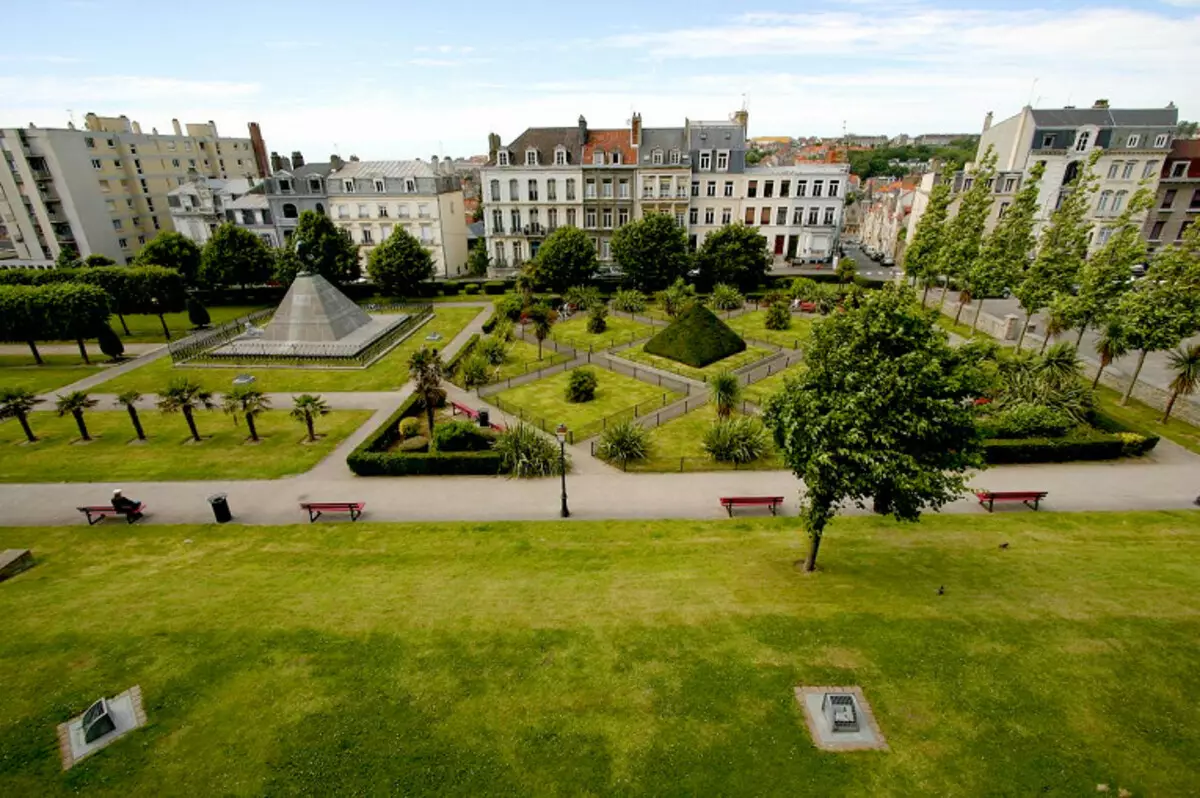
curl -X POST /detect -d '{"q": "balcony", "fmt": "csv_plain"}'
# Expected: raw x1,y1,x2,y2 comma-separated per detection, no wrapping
522,224,545,236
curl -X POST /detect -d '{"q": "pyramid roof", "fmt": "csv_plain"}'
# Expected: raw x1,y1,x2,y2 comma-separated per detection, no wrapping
262,272,373,342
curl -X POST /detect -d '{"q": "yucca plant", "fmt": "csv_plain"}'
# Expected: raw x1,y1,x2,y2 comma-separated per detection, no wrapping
494,424,567,478
223,386,272,442
156,378,215,442
709,371,742,418
291,394,330,442
702,417,770,464
595,420,649,471
709,283,744,311
1092,321,1128,389
0,387,42,443
55,390,99,441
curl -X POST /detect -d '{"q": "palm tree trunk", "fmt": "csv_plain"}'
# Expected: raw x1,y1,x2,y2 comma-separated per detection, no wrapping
922,282,930,305
972,298,985,331
1076,324,1087,348
1121,349,1148,406
183,406,201,441
76,338,90,364
127,405,146,439
16,412,36,443
953,293,968,325
1091,360,1108,390
246,413,259,442
537,337,544,358
1039,330,1051,355
117,313,131,335
937,281,949,309
73,409,90,441
158,313,171,341
26,340,43,365
305,415,315,442
1016,313,1031,349
1162,390,1179,424
425,403,435,438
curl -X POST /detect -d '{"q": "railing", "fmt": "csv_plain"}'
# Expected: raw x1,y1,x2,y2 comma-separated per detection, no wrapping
491,391,680,445
550,328,654,353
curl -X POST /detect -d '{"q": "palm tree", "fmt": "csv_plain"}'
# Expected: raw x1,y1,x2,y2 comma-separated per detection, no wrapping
55,390,99,441
1040,306,1072,355
0,387,41,443
515,268,537,301
1162,343,1200,424
408,347,445,435
1092,321,1128,389
1039,342,1083,391
223,386,271,442
527,305,554,359
156,378,215,442
290,394,330,442
710,371,742,419
116,390,146,440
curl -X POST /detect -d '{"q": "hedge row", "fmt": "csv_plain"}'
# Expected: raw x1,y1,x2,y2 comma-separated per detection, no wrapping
0,282,112,344
981,409,1159,464
0,266,186,314
444,333,480,384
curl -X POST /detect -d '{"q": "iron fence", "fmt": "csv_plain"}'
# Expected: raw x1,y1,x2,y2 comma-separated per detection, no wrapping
490,390,680,444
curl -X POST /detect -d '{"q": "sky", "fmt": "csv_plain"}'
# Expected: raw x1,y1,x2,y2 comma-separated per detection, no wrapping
2,0,1199,162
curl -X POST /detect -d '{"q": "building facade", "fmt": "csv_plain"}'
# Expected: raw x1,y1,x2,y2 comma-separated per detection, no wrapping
262,160,333,243
325,160,468,278
225,192,278,247
1144,139,1200,253
0,113,263,263
166,175,258,245
861,184,915,262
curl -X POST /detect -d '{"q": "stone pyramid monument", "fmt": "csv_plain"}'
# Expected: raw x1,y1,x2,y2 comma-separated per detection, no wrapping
263,271,373,342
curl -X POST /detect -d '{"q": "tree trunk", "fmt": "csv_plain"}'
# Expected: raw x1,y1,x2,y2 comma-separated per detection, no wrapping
76,338,90,364
1091,361,1107,390
127,405,145,440
1076,324,1087,348
1016,313,1031,349
538,337,544,358
804,530,823,573
305,415,315,442
1121,350,1148,406
16,412,36,443
953,292,968,325
26,340,43,365
425,402,435,438
1162,390,1179,424
158,313,172,341
117,312,131,336
972,298,985,331
72,409,90,441
246,413,259,442
872,486,893,515
183,406,201,441
922,282,930,305
1039,330,1051,355
937,281,949,309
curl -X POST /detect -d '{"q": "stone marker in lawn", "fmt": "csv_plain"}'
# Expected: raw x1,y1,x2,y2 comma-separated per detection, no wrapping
57,686,147,770
795,685,889,751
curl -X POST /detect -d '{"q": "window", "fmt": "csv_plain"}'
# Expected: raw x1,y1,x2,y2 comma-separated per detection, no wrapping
378,204,389,218
112,219,122,230
1122,161,1136,179
602,209,613,228
1150,220,1165,240
283,203,298,219
498,151,510,166
314,203,324,216
593,151,604,165
793,207,803,225
309,178,322,192
357,204,368,218
812,180,824,197
1126,134,1141,148
1041,133,1056,148
697,207,710,225
744,207,755,224
343,180,355,192
490,179,500,201
567,208,577,226
373,179,385,192
554,147,567,166
398,205,410,218
602,179,613,198
615,207,629,227
146,199,155,212
509,179,519,201
547,208,558,229
585,179,597,199
513,241,523,262
417,204,430,218
511,209,521,230
1112,190,1128,212
618,179,629,199
528,179,539,201
491,208,503,233
779,180,790,198
796,180,807,197
823,207,835,225
91,158,101,169
670,149,681,165
219,159,225,170
1169,161,1189,178
689,208,699,225
763,181,775,199
747,180,757,198
699,151,711,170
1097,191,1112,212
808,208,819,225
129,144,137,155
1161,189,1177,209
828,181,840,198
529,209,539,230
525,148,538,166
134,159,142,174
545,179,557,201
1142,161,1158,179
706,181,716,197
776,207,787,226
652,149,663,165
138,235,146,245
1155,133,1169,148
566,179,576,200
1003,177,1017,193
1191,189,1200,210
337,205,349,219
1097,228,1112,245
420,226,432,243
1107,161,1121,180
585,209,597,228
691,181,699,197
1075,130,1091,151
118,238,127,249
1179,220,1193,241
405,178,416,192
85,136,95,148
107,138,114,148
380,224,392,239
601,239,611,259
716,151,728,170
760,207,771,225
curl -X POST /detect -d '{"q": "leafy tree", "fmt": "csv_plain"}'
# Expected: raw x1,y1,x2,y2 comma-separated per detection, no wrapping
515,268,537,300
83,254,116,267
611,212,692,291
292,210,360,285
55,245,80,270
200,223,274,289
765,301,791,330
527,304,555,358
97,324,124,361
408,347,446,436
658,277,697,318
764,287,985,572
272,247,303,285
1091,320,1128,389
458,353,492,391
367,227,434,297
566,368,598,402
595,420,649,470
1014,150,1101,348
938,146,997,318
156,378,215,442
1177,120,1198,139
694,223,770,291
710,371,742,418
187,297,211,328
531,226,597,292
290,394,329,442
223,386,271,442
835,256,857,284
51,282,111,364
745,148,765,166
0,388,41,443
466,239,491,277
116,390,146,440
134,231,202,285
903,180,952,302
1163,343,1200,424
970,162,1044,330
55,390,99,442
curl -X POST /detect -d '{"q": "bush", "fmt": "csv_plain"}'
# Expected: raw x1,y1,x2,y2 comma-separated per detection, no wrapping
478,336,508,366
643,303,746,368
764,302,792,331
186,297,211,327
398,417,421,439
587,305,608,334
595,420,649,468
459,353,492,390
854,275,887,289
396,435,429,452
709,283,744,311
496,294,524,321
566,368,598,402
657,278,698,318
788,277,818,301
433,419,496,452
702,417,770,463
97,325,125,360
492,317,515,343
494,424,568,477
762,289,787,306
484,281,508,295
982,404,1074,439
611,288,647,313
441,282,461,296
565,285,602,310
464,283,481,294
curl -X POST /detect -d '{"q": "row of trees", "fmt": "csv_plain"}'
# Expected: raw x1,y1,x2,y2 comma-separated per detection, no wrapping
0,283,112,363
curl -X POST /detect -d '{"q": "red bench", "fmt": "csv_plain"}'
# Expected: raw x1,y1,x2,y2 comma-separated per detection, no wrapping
975,490,1048,512
78,503,145,525
450,400,506,432
798,301,817,313
300,502,365,522
720,496,785,517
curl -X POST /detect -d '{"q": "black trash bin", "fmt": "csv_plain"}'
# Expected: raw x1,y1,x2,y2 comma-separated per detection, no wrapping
477,409,490,428
208,493,232,523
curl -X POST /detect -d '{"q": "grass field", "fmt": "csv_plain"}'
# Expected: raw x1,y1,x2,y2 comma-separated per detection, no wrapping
620,343,773,382
621,404,783,472
493,367,681,437
0,409,372,481
0,354,114,394
550,314,654,351
2,512,1199,795
745,363,807,406
1095,384,1200,455
78,306,269,344
725,310,813,349
93,307,481,395
493,339,571,382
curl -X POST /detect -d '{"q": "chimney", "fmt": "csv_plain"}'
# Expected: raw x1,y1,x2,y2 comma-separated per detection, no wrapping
631,112,642,148
1092,99,1110,110
84,112,99,131
733,109,749,132
247,122,269,177
487,132,500,163
208,119,218,137
132,121,142,135
270,151,284,173
330,154,344,171
578,115,588,145
172,118,182,136
291,150,305,168
432,155,439,168
983,111,994,132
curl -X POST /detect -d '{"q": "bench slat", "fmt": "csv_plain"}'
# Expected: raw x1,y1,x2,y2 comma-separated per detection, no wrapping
975,490,1047,513
719,496,784,517
300,502,365,522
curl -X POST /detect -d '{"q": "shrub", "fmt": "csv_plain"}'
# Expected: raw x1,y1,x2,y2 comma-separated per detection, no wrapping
595,420,649,468
433,419,496,452
788,278,818,301
643,303,746,368
459,353,492,390
496,294,524,321
441,282,461,296
657,277,698,318
1117,432,1148,456
611,288,647,313
464,283,481,294
983,403,1074,439
587,304,608,334
484,281,507,295
565,285,602,310
396,435,429,452
478,336,509,366
494,424,568,477
566,368,598,402
702,417,770,463
492,317,515,343
764,302,792,331
709,283,744,311
186,297,211,327
97,325,125,360
398,417,421,439
762,289,787,306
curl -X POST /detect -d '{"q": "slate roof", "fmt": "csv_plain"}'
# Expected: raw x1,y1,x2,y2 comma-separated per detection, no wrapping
583,129,637,165
641,127,687,157
327,160,438,180
226,192,269,210
276,162,333,179
1030,107,1178,128
499,127,585,166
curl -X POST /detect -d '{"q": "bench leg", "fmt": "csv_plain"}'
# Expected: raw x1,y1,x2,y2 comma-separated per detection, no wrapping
724,503,733,517
85,511,101,525
1023,498,1041,511
770,502,778,516
350,507,360,521
308,509,320,523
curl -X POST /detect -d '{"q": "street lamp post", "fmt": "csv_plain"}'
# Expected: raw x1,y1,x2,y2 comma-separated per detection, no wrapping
556,423,570,518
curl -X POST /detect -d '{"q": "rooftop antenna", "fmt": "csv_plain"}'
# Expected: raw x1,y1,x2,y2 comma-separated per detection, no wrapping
1026,78,1039,107
66,108,75,126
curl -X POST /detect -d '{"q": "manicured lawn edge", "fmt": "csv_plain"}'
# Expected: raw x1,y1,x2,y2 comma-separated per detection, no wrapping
347,393,504,476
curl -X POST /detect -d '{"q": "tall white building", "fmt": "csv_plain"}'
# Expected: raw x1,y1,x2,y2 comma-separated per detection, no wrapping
166,174,259,245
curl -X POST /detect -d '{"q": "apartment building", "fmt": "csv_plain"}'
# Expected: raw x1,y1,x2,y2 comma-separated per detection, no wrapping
582,124,639,264
262,158,333,242
166,174,259,245
325,160,468,278
1144,139,1200,252
225,192,278,247
687,115,749,248
0,113,263,263
637,120,692,246
861,184,916,262
740,164,849,262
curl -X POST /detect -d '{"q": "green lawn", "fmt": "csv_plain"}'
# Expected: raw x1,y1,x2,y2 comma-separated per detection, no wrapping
94,307,481,395
550,314,654,351
744,362,807,406
934,312,994,342
493,339,571,382
79,306,269,344
492,367,681,440
0,354,115,395
2,512,1199,795
0,409,372,481
725,310,813,349
621,404,783,472
620,343,773,382
1096,384,1200,455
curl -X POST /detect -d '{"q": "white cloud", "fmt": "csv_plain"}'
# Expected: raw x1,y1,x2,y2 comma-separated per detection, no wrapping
414,44,475,54
0,75,261,105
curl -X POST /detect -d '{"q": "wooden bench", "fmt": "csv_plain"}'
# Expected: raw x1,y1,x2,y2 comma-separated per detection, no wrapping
450,401,479,420
720,496,785,517
78,503,144,525
300,502,365,522
975,490,1048,512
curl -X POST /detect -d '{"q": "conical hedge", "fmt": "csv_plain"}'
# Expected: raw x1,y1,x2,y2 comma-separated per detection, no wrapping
643,304,746,368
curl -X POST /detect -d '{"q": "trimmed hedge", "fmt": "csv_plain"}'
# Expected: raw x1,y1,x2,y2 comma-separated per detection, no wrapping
444,333,480,385
484,281,508,295
981,409,1159,464
643,303,746,367
441,282,461,295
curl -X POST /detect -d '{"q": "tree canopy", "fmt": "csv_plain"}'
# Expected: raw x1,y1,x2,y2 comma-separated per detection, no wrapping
531,226,597,292
970,162,1044,329
367,226,434,297
134,231,202,285
200,223,274,288
694,222,771,291
291,210,360,285
937,146,997,311
610,212,692,292
902,180,951,294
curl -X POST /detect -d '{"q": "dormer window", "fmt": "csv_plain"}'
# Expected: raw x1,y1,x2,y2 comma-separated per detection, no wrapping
343,179,355,193
554,147,567,166
611,151,621,165
278,178,292,193
373,178,385,192
525,148,538,166
1126,134,1141,148
670,149,681,165
1074,129,1092,152
405,178,416,192
308,178,322,192
593,150,604,165
1154,133,1170,148
498,151,510,166
652,149,663,165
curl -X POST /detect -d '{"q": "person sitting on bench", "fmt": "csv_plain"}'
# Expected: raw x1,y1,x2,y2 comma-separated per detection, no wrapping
111,489,144,520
